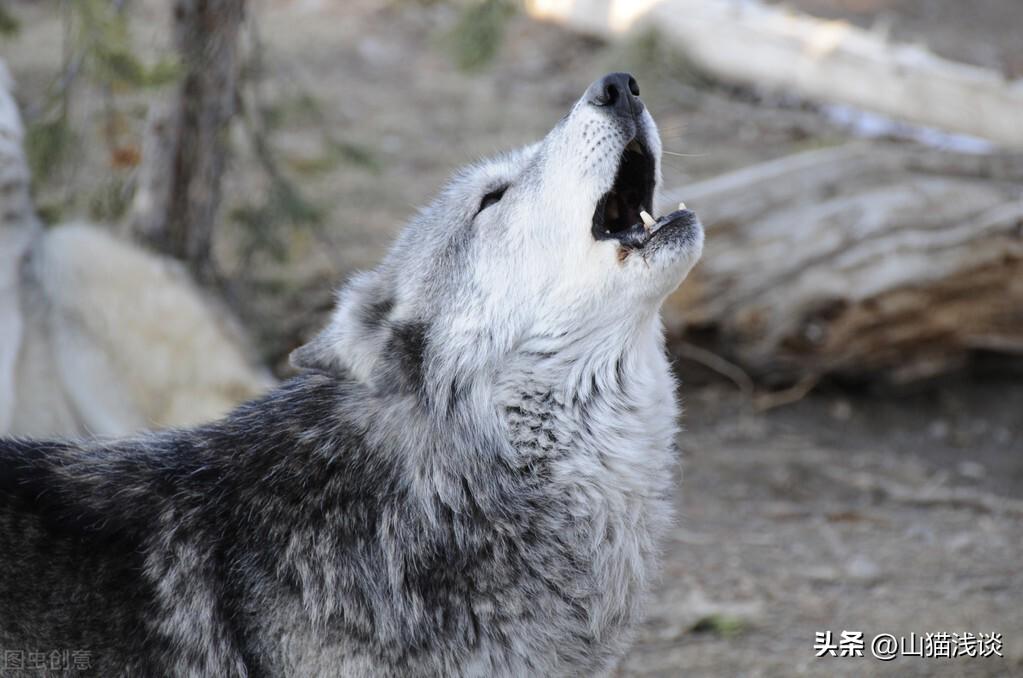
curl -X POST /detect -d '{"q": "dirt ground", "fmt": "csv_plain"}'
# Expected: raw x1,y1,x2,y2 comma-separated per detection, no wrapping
4,0,1022,675
630,378,1023,677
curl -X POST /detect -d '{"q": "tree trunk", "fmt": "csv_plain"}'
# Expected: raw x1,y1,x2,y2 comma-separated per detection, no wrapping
132,0,245,286
659,144,1023,385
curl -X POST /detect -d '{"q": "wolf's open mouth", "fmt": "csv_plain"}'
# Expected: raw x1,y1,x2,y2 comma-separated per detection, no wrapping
591,139,656,247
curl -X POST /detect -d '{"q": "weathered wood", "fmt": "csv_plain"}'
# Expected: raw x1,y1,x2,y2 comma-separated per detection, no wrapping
527,0,1023,149
660,143,1023,384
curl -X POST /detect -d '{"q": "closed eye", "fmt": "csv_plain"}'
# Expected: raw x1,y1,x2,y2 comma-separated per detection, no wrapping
476,185,508,215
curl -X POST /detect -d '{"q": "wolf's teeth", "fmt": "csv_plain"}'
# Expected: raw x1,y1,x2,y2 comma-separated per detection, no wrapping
640,210,656,229
678,201,687,210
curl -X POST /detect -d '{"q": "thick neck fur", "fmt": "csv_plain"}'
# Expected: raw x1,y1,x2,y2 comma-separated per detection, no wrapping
294,278,681,524
284,295,679,673
492,312,678,470
404,310,680,630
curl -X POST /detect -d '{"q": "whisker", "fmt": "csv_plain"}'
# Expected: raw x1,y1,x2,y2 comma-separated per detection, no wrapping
663,150,709,157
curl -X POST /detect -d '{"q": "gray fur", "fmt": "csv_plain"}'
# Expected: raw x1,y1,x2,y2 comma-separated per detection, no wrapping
0,75,703,676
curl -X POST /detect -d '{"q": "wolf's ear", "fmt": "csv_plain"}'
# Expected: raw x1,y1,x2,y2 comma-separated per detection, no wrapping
289,272,394,380
289,329,345,375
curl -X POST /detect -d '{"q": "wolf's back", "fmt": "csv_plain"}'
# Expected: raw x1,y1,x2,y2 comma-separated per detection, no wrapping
0,437,158,674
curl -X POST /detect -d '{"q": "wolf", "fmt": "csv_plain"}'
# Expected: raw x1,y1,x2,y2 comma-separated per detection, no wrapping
0,73,703,676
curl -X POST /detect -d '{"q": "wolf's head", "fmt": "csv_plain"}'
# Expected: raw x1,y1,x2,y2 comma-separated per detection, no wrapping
293,73,703,407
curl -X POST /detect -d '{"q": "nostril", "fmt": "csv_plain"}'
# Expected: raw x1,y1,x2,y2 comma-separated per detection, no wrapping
602,83,620,106
627,76,639,97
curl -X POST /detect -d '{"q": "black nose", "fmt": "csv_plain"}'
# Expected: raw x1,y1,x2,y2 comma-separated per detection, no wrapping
585,72,644,117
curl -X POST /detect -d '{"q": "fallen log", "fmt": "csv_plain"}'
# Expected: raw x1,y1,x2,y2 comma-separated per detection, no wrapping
527,0,1023,149
658,143,1023,384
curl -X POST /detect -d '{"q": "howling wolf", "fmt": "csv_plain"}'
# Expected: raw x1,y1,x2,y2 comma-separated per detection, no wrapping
0,73,703,676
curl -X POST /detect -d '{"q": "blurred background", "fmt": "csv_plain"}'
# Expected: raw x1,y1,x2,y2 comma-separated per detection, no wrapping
1,0,1021,675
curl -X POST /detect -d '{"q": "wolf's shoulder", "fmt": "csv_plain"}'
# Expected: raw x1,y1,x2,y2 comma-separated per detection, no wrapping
0,437,79,504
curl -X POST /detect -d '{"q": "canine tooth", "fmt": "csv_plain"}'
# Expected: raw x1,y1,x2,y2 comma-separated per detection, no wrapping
640,210,656,229
678,201,687,210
